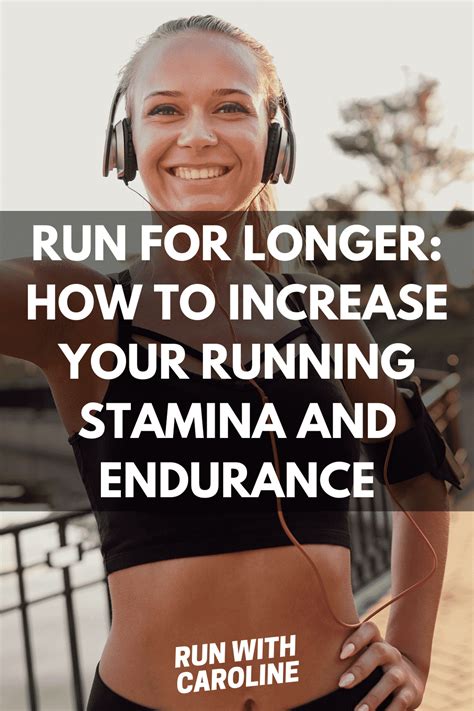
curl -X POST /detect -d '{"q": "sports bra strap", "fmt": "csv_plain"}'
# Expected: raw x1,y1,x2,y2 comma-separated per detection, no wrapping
131,325,212,367
267,273,299,310
108,268,133,299
282,273,324,350
108,269,133,346
117,268,132,289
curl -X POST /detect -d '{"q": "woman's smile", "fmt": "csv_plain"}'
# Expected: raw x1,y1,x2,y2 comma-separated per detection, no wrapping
164,165,233,181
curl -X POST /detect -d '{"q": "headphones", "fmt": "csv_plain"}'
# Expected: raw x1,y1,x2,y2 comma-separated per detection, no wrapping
103,86,296,185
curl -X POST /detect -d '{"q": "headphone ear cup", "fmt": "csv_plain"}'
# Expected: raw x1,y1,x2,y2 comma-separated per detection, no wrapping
122,118,137,183
262,123,282,183
282,127,296,184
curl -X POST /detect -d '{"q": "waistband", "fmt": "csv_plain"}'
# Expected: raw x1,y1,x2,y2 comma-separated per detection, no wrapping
87,663,393,710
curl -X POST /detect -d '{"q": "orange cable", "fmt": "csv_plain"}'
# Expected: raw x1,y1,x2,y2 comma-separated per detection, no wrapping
126,172,440,630
210,269,438,629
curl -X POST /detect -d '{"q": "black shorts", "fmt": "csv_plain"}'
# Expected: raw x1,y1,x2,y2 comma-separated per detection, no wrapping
87,663,394,710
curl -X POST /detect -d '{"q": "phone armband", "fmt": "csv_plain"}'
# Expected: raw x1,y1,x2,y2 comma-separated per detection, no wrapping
363,381,464,492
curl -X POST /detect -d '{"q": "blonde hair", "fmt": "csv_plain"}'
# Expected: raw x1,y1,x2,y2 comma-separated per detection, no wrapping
118,15,283,271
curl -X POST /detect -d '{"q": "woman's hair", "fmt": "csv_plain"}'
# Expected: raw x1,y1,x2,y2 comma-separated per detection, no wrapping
118,15,284,271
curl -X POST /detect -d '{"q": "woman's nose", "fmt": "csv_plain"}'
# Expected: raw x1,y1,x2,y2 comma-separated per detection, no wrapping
176,112,218,150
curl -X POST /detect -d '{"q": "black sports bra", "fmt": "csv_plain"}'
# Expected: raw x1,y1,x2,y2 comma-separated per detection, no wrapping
68,270,360,574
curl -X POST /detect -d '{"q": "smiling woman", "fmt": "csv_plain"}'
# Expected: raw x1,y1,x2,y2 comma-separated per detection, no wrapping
0,13,454,711
102,15,295,272
73,14,451,711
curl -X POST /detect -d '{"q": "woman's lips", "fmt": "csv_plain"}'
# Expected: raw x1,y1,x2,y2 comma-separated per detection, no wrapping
165,166,232,181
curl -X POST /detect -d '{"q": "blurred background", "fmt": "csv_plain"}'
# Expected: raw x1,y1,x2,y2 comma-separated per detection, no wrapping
0,1,473,709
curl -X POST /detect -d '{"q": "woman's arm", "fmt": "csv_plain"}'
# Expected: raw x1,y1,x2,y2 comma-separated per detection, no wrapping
0,258,61,367
0,258,104,370
336,481,449,710
295,271,451,708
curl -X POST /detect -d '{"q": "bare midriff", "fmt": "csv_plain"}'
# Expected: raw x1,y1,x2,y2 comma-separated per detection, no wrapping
98,545,362,711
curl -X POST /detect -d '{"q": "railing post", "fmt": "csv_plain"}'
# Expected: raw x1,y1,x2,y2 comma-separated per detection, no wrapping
14,532,38,711
58,521,84,711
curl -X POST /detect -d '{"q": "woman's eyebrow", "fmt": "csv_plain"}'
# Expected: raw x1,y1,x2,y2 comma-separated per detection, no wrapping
142,88,253,103
213,88,253,98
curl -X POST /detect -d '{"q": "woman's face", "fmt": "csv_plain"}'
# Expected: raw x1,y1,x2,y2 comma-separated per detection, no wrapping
129,31,269,212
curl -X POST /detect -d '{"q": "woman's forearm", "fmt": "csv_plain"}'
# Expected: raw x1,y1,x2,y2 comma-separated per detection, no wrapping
384,477,450,678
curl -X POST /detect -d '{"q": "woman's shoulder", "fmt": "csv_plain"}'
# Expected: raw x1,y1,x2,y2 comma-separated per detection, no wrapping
0,258,115,371
33,258,112,292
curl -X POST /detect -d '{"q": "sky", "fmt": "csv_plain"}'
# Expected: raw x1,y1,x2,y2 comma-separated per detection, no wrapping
1,0,472,213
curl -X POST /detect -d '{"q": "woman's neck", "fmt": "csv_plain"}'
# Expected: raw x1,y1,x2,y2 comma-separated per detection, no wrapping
139,209,254,288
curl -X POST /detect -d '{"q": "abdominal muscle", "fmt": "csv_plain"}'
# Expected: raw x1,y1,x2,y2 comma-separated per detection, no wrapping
99,544,361,711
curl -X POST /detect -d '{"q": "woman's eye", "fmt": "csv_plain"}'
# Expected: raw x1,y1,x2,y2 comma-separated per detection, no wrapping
148,105,179,116
147,102,249,117
216,103,249,114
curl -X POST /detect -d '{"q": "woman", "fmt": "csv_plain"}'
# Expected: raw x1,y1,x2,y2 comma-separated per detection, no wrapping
1,15,457,711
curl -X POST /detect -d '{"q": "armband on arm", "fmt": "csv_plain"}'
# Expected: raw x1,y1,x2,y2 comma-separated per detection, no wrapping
363,382,464,491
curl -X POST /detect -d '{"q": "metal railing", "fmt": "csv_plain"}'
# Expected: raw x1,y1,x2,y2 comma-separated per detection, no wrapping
0,365,468,710
0,512,109,711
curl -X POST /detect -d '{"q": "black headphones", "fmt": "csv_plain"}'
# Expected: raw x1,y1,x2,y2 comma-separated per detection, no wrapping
103,86,296,185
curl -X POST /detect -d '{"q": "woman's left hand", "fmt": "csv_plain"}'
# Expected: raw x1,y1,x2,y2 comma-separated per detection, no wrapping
338,620,427,710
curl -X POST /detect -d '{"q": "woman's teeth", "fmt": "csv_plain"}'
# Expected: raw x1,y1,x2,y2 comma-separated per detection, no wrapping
170,166,228,180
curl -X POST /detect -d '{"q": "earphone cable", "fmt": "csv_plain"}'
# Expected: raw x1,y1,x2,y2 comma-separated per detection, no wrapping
209,280,439,630
124,178,438,630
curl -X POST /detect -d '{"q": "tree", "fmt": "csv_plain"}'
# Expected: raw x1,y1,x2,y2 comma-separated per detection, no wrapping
330,74,472,212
